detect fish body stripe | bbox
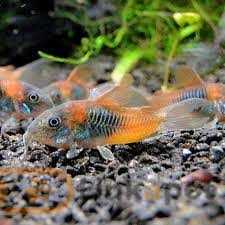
[87,107,121,138]
[177,87,206,102]
[216,100,225,115]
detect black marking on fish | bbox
[87,107,121,138]
[178,87,206,102]
[217,100,225,115]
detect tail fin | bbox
[160,98,217,132]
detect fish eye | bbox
[48,116,61,128]
[28,92,40,103]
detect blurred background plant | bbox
[39,0,225,87]
[41,0,221,62]
[1,0,225,87]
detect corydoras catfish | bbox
[24,80,216,149]
[148,65,225,121]
[42,66,94,105]
[0,79,53,135]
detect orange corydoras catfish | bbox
[0,79,53,120]
[0,65,93,105]
[24,76,215,148]
[148,66,225,120]
[43,66,93,105]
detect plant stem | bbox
[191,0,217,36]
[162,36,179,91]
[38,51,92,65]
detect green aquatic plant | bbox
[39,0,224,86]
[162,10,202,90]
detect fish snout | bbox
[23,129,37,149]
[23,131,31,149]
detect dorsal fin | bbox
[90,73,134,99]
[0,65,28,81]
[67,65,93,86]
[0,65,17,80]
[114,73,134,87]
[92,73,149,107]
[172,65,203,89]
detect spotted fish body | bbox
[148,66,225,119]
[0,79,53,120]
[24,100,163,148]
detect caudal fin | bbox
[160,98,217,132]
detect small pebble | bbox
[195,143,209,152]
[66,149,83,160]
[210,146,224,162]
[182,148,192,160]
[97,146,115,161]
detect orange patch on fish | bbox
[206,83,224,100]
[65,102,87,128]
[0,65,23,81]
[42,65,93,105]
[2,80,24,101]
[56,81,73,99]
[104,107,164,145]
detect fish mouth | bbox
[23,122,41,149]
[23,131,34,150]
[23,131,32,158]
[22,129,42,159]
[23,131,29,147]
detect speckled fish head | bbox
[24,101,88,149]
[16,82,54,119]
[43,81,88,105]
[24,102,75,149]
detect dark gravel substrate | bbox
[1,125,225,225]
[1,57,225,225]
